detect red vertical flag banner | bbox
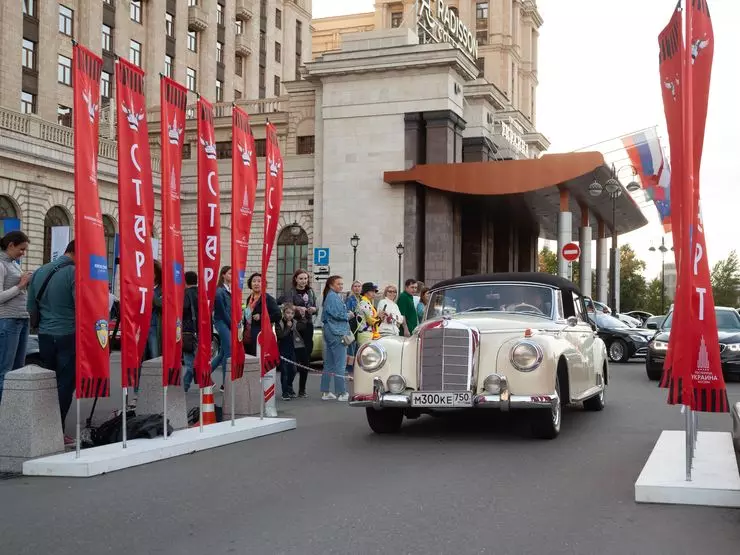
[231,107,258,380]
[160,77,188,386]
[259,123,283,380]
[115,58,155,389]
[195,98,221,387]
[73,44,110,398]
[658,4,685,392]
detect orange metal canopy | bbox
[383,152,606,195]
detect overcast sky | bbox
[312,0,739,279]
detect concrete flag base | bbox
[136,357,188,430]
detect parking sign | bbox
[314,247,330,266]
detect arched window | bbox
[0,195,20,235]
[43,206,71,263]
[276,224,308,298]
[102,215,117,291]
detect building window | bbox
[57,105,72,127]
[21,91,36,114]
[102,216,116,290]
[273,75,280,96]
[217,41,224,63]
[275,8,282,29]
[511,62,516,100]
[59,5,73,36]
[216,79,223,102]
[186,67,197,92]
[129,40,142,67]
[102,24,112,52]
[391,12,403,28]
[235,56,243,76]
[255,138,266,157]
[275,42,281,63]
[130,0,141,23]
[235,20,243,35]
[187,31,197,52]
[259,31,266,53]
[217,3,224,25]
[296,136,315,155]
[22,39,36,71]
[43,206,71,264]
[23,0,36,17]
[476,30,488,46]
[276,226,309,298]
[101,71,112,100]
[58,55,72,85]
[476,1,489,19]
[215,141,231,159]
[234,89,242,100]
[165,13,174,37]
[476,57,485,75]
[295,54,301,80]
[258,66,265,98]
[188,0,197,6]
[164,55,173,78]
[182,143,192,159]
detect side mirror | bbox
[647,322,658,330]
[566,316,578,327]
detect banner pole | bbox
[684,405,692,481]
[163,386,168,439]
[122,387,127,449]
[75,398,81,458]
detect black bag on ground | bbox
[91,412,173,446]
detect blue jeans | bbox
[38,333,76,428]
[183,349,196,392]
[145,321,160,360]
[0,318,29,404]
[321,336,347,395]
[346,340,357,374]
[211,320,231,386]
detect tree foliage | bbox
[538,246,557,274]
[643,277,670,316]
[710,250,740,307]
[618,244,648,312]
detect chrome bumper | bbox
[349,376,559,412]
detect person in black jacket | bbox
[243,272,281,357]
[182,271,198,392]
[287,269,317,397]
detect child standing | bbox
[276,303,304,401]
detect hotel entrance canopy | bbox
[384,151,648,239]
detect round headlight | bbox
[510,340,543,372]
[386,374,406,394]
[358,343,387,372]
[483,374,502,394]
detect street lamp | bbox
[289,221,301,238]
[396,242,405,291]
[649,237,672,314]
[350,234,360,282]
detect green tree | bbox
[643,277,670,315]
[618,244,648,312]
[538,246,557,274]
[711,250,740,307]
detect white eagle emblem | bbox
[168,116,183,145]
[691,37,710,64]
[237,143,252,167]
[268,157,281,177]
[663,76,679,100]
[200,136,217,160]
[81,88,98,124]
[121,101,144,131]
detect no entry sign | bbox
[562,242,581,262]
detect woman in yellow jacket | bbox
[356,282,385,345]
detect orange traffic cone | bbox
[201,385,217,426]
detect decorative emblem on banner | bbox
[691,37,710,64]
[237,143,252,167]
[663,76,679,99]
[200,136,217,160]
[175,318,182,343]
[95,319,109,349]
[269,158,281,177]
[82,89,98,123]
[121,102,145,131]
[168,116,183,145]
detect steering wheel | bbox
[514,303,544,315]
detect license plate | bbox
[411,391,472,408]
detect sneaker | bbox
[298,392,308,399]
[337,393,349,402]
[321,392,337,401]
[289,392,297,399]
[64,435,75,446]
[219,385,225,393]
[281,395,291,401]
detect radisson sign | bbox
[417,0,479,61]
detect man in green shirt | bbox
[397,278,418,336]
[27,241,76,440]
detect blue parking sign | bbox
[314,247,330,266]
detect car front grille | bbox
[419,326,471,391]
[635,347,648,356]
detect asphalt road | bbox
[3,361,740,555]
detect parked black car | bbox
[589,312,654,363]
[646,306,740,381]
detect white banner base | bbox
[262,368,277,417]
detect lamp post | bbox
[649,237,671,314]
[350,234,360,282]
[396,242,405,292]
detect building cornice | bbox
[464,79,509,111]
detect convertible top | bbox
[430,272,583,296]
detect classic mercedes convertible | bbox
[350,273,609,439]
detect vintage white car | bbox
[350,273,609,439]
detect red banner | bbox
[115,58,154,389]
[160,77,188,386]
[259,123,283,376]
[195,98,221,387]
[73,44,110,398]
[231,107,258,380]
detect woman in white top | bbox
[376,285,404,337]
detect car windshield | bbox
[427,283,555,320]
[593,314,629,329]
[661,309,740,330]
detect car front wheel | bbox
[366,408,403,434]
[608,339,629,363]
[531,379,561,439]
[583,387,606,411]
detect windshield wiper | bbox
[457,306,498,314]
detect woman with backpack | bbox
[287,269,317,398]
